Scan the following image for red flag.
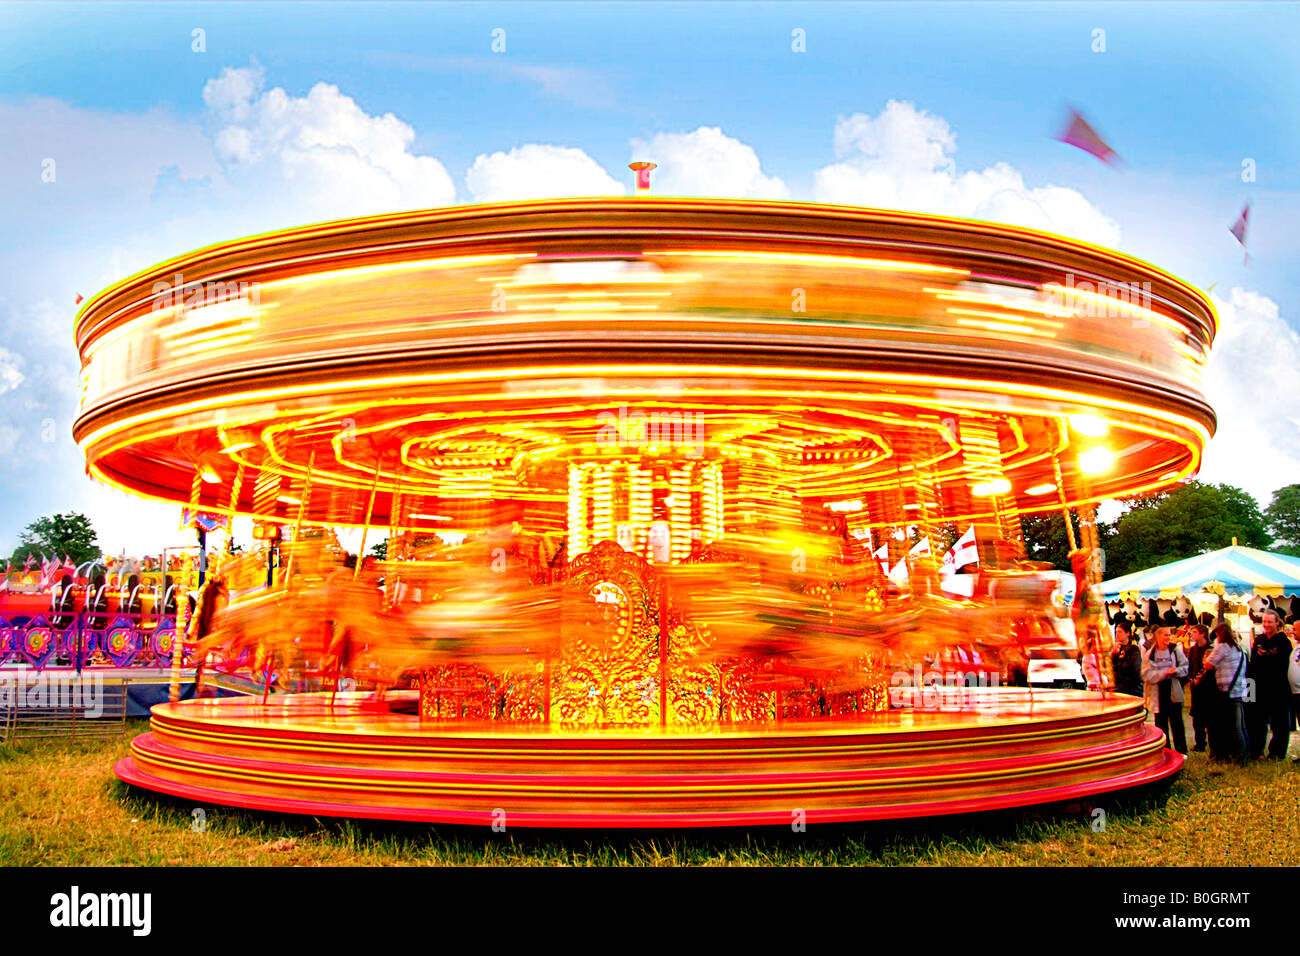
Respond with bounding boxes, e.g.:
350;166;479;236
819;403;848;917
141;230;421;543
1229;203;1249;246
1056;108;1119;166
941;526;979;572
1229;203;1250;265
75;294;83;305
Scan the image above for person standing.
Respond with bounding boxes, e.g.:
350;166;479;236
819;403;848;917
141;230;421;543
1203;623;1249;764
1110;620;1144;697
1247;610;1293;759
1288;633;1300;760
1142;627;1189;755
1185;623;1212;752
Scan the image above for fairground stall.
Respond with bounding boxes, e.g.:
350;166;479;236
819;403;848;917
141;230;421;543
1101;542;1300;637
71;197;1217;825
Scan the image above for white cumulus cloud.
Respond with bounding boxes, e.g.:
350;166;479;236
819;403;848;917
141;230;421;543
629;127;789;199
1197;288;1300;505
0;349;24;394
465;144;623;203
814;100;1121;246
202;64;456;222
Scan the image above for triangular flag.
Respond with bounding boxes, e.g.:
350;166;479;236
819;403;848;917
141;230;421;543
1229;204;1249;246
1055;107;1119;166
907;536;931;558
941;526;979;572
75;294;84;305
1229;203;1249;265
888;558;909;586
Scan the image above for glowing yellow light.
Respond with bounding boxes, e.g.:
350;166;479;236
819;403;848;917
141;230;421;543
926;288;1075;318
199;468;221;484
220;441;256;455
277;495;301;505
971;478;1011;497
827;500;863;512
1070;414;1109;437
954;318;1049;337
1025;482;1058;495
644;249;968;276
1079;447;1115;474
1159;471;1180;481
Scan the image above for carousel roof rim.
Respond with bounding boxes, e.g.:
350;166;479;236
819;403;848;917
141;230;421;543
71;340;1217;449
74;197;1217;349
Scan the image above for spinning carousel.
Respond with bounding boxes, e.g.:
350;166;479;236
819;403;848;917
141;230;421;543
78;198;1217;826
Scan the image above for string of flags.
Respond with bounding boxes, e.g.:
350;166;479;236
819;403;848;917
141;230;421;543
1054;106;1252;266
875;528;979;586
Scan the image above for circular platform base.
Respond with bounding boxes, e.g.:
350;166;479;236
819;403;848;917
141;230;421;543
116;689;1182;827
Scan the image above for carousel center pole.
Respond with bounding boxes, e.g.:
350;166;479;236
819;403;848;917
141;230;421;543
354;457;383;581
169;553;194;704
170;470;204;703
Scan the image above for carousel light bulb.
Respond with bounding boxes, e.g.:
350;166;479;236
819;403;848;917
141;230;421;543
1069;414;1109;437
1025;482;1057;495
970;478;1011;497
199;467;221;484
1079;446;1115;474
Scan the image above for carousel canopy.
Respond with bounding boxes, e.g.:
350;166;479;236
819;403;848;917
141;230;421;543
1098;544;1300;600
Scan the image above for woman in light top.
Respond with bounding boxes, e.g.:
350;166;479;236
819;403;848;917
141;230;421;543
1202;622;1250;764
1142;627;1189;755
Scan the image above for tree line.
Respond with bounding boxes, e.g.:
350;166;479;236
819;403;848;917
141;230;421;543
1022;481;1300;578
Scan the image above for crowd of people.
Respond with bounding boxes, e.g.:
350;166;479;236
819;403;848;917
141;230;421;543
1109;610;1300;764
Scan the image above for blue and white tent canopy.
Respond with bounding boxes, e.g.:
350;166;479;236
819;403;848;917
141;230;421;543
1098;544;1300;600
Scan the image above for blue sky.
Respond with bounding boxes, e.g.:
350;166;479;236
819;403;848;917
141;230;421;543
1;1;1297;554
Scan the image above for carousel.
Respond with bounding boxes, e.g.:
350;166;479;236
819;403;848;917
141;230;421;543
76;197;1217;826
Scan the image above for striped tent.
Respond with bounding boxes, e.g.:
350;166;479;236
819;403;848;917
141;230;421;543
1098;544;1300;600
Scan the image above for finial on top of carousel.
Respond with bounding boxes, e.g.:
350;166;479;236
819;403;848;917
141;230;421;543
629;161;657;195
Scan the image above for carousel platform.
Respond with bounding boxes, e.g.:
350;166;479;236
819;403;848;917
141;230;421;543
115;688;1182;827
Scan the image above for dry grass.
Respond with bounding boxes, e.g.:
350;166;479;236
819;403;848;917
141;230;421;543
0;719;1295;866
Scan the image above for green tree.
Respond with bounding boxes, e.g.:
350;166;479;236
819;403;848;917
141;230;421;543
368;540;387;560
1102;482;1269;578
10;512;102;567
1265;483;1300;546
1021;512;1078;571
1019;512;1114;572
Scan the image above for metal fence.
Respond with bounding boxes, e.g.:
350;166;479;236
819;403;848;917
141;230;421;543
0;673;141;743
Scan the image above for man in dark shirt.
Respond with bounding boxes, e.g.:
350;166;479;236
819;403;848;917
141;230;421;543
1185;623;1212;751
1111;620;1143;697
1247;610;1293;759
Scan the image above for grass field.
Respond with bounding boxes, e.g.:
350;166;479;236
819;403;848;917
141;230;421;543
1;719;1295;866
